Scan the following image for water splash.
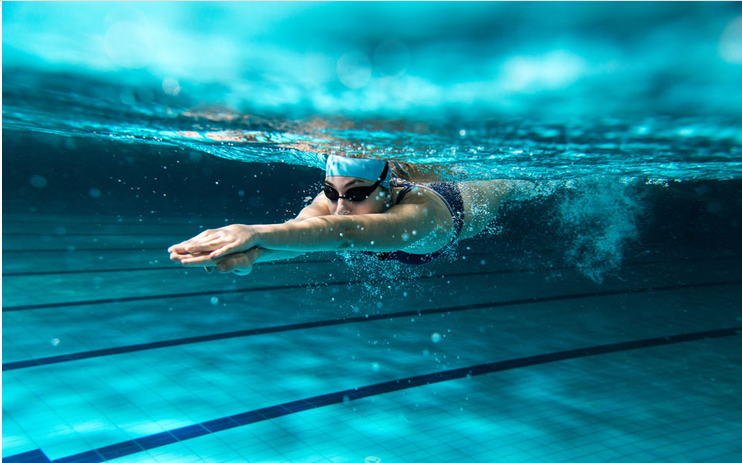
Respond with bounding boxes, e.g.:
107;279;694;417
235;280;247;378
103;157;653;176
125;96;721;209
555;177;645;282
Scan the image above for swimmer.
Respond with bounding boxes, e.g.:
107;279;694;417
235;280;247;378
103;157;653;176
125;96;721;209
168;155;527;275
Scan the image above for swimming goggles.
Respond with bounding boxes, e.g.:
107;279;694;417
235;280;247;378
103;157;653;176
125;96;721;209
324;162;389;202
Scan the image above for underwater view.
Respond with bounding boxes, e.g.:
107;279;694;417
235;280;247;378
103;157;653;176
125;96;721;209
3;2;742;462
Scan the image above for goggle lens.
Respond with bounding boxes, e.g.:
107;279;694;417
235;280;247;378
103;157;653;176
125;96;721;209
324;185;377;202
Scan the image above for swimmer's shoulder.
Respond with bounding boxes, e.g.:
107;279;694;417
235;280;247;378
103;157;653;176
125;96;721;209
391;181;451;211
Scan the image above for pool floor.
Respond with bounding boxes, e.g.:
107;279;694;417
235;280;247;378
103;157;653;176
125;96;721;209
3;212;742;463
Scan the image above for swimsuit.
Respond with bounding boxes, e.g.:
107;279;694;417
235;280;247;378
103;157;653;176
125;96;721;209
367;181;465;265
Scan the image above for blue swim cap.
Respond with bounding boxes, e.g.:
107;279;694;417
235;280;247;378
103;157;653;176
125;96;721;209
325;155;391;188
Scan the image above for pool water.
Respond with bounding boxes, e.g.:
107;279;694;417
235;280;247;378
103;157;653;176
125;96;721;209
3;2;742;463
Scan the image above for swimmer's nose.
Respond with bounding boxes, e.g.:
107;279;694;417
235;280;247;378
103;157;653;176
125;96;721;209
336;199;352;215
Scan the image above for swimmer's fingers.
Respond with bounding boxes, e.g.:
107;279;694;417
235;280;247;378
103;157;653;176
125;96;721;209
213;251;255;276
168;243;188;254
170;250;210;263
170;225;255;255
168;228;227;254
182;231;244;254
178;253;223;266
168;230;212;253
169;239;224;256
182;238;233;254
208;241;245;259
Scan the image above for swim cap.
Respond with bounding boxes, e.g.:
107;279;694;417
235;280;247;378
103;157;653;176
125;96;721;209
325;155;391;188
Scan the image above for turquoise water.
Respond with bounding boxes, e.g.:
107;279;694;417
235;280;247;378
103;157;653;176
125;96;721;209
4;2;742;180
3;3;742;463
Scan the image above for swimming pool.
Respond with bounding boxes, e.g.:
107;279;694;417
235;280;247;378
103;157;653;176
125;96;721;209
3;3;742;462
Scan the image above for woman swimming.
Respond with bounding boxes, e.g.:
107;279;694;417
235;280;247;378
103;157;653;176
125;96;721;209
169;155;524;275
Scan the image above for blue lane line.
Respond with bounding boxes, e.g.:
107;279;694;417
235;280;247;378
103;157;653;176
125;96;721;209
2;258;333;277
2;450;51;463
2;267;182;276
1;248;167;254
4;326;741;463
1;284;308;312
0;265;557;312
0;252;715;278
4;279;742;372
1;263;529;311
5;253;740;311
2;233;186;237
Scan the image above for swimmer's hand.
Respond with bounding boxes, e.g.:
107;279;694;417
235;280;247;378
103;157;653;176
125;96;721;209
169;248;259;276
210;249;258;276
168;224;261;261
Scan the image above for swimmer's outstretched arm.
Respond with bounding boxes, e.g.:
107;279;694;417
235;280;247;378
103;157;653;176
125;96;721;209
170;194;453;269
169;193;331;273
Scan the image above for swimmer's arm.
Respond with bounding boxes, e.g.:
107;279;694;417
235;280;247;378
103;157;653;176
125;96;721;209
176;194;451;263
243;192;331;263
249;200;453;254
170;192;329;262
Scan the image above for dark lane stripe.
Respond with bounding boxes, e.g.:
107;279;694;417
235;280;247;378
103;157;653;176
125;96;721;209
1;265;553;311
6;326;740;463
2;247;168;253
2;284;309;312
4;252;740;302
5;280;742;371
3;267;184;276
4;253;741;310
0;245;532;256
0;219;251;228
1;258;332;277
3;252;739;278
2;233;187;237
2;450;51;463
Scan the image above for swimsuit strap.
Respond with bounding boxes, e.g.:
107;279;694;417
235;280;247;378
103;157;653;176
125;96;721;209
394;183;415;204
394;181;465;241
366;181;465;265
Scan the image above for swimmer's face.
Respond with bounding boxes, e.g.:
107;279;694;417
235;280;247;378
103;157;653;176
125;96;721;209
324;176;391;215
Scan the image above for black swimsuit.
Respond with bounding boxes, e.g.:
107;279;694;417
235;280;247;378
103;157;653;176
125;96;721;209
367;181;465;265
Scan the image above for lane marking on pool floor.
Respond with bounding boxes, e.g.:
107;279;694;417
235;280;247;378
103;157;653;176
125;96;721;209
4;326;741;463
4;252;740;311
1;251;735;278
0;262;573;311
4;279;742;371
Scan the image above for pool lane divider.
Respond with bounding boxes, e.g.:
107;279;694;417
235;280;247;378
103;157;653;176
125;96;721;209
4;326;741;463
2;232;192;237
1;258;333;277
5;252;740;311
2;262;563;312
1;247;169;253
0;245;549;271
4;279;742;371
3;251;736;279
